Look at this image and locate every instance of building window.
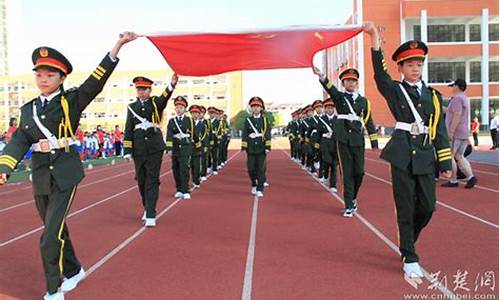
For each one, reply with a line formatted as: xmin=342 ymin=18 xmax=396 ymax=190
xmin=414 ymin=25 xmax=465 ymax=42
xmin=490 ymin=61 xmax=499 ymax=82
xmin=470 ymin=24 xmax=481 ymax=42
xmin=489 ymin=23 xmax=499 ymax=42
xmin=470 ymin=61 xmax=481 ymax=82
xmin=470 ymin=98 xmax=500 ymax=123
xmin=469 ymin=61 xmax=499 ymax=83
xmin=193 ymin=94 xmax=204 ymax=100
xmin=413 ymin=25 xmax=421 ymax=41
xmin=429 ymin=25 xmax=465 ymax=42
xmin=178 ymin=79 xmax=188 ymax=85
xmin=428 ymin=62 xmax=465 ymax=83
xmin=193 ymin=79 xmax=205 ymax=84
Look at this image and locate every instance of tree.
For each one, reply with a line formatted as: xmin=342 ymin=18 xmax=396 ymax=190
xmin=232 ymin=109 xmax=250 ymax=132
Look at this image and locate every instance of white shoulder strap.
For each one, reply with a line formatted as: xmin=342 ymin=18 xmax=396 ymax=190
xmin=127 ymin=105 xmax=148 ymax=124
xmin=247 ymin=118 xmax=260 ymax=135
xmin=32 ymin=101 xmax=56 ymax=140
xmin=397 ymin=83 xmax=425 ymax=131
xmin=173 ymin=117 xmax=186 ymax=135
xmin=318 ymin=116 xmax=333 ymax=133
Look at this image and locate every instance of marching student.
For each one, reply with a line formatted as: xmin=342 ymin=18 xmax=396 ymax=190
xmin=189 ymin=104 xmax=204 ymax=188
xmin=311 ymin=99 xmax=325 ymax=181
xmin=166 ymin=96 xmax=196 ymax=200
xmin=0 ymin=32 xmax=137 ymax=300
xmin=241 ymin=97 xmax=272 ymax=198
xmin=364 ymin=21 xmax=452 ymax=278
xmin=316 ymin=98 xmax=339 ymax=192
xmin=123 ymin=73 xmax=178 ymax=227
xmin=206 ymin=106 xmax=220 ymax=175
xmin=312 ymin=66 xmax=379 ymax=218
xmin=199 ymin=105 xmax=210 ymax=182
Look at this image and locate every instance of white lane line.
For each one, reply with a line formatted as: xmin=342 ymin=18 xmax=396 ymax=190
xmin=0 ymin=169 xmax=136 ymax=213
xmin=279 ymin=149 xmax=459 ymax=300
xmin=78 ymin=151 xmax=241 ymax=283
xmin=364 ymin=172 xmax=499 ymax=229
xmin=0 ymin=160 xmax=128 ymax=197
xmin=241 ymin=195 xmax=259 ymax=300
xmin=85 ymin=198 xmax=182 ymax=276
xmin=365 ymin=157 xmax=499 ymax=186
xmin=0 ymin=169 xmax=172 ymax=247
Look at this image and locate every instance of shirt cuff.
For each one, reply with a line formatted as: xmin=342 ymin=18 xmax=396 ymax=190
xmin=108 ymin=53 xmax=118 ymax=62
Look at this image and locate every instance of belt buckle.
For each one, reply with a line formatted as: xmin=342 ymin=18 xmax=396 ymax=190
xmin=410 ymin=123 xmax=419 ymax=136
xmin=39 ymin=139 xmax=51 ymax=153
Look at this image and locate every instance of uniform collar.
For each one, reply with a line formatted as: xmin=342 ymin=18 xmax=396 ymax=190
xmin=40 ymin=90 xmax=61 ymax=103
xmin=404 ymin=80 xmax=423 ymax=91
xmin=138 ymin=97 xmax=149 ymax=105
xmin=345 ymin=91 xmax=359 ymax=100
xmin=253 ymin=114 xmax=261 ymax=119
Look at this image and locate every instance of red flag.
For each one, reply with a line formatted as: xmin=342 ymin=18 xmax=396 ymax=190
xmin=146 ymin=25 xmax=361 ymax=76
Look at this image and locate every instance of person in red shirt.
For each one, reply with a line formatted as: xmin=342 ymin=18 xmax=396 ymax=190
xmin=96 ymin=125 xmax=105 ymax=158
xmin=114 ymin=125 xmax=123 ymax=156
xmin=471 ymin=117 xmax=480 ymax=148
xmin=5 ymin=117 xmax=18 ymax=143
xmin=75 ymin=124 xmax=85 ymax=159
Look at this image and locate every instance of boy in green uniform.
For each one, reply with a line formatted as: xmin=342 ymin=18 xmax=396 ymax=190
xmin=241 ymin=97 xmax=272 ymax=198
xmin=316 ymin=98 xmax=338 ymax=192
xmin=312 ymin=67 xmax=379 ymax=218
xmin=199 ymin=105 xmax=210 ymax=182
xmin=0 ymin=32 xmax=137 ymax=300
xmin=123 ymin=74 xmax=177 ymax=227
xmin=364 ymin=22 xmax=452 ymax=278
xmin=166 ymin=96 xmax=196 ymax=200
xmin=189 ymin=105 xmax=204 ymax=188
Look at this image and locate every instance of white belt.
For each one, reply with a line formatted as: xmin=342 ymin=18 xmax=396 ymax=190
xmin=395 ymin=122 xmax=428 ymax=135
xmin=134 ymin=122 xmax=157 ymax=131
xmin=337 ymin=114 xmax=361 ymax=122
xmin=249 ymin=133 xmax=263 ymax=139
xmin=31 ymin=138 xmax=78 ymax=153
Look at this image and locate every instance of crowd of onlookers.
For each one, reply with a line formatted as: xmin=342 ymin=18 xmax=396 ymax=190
xmin=0 ymin=119 xmax=125 ymax=162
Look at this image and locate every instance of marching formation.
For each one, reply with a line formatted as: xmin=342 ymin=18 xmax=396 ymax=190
xmin=0 ymin=20 xmax=457 ymax=299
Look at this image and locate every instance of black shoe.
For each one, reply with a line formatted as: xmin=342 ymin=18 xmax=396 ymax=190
xmin=464 ymin=176 xmax=477 ymax=189
xmin=441 ymin=181 xmax=459 ymax=188
xmin=456 ymin=171 xmax=466 ymax=180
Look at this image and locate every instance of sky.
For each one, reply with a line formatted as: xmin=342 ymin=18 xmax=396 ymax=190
xmin=7 ymin=0 xmax=354 ymax=103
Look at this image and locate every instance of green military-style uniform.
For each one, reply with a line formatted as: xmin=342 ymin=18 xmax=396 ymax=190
xmin=0 ymin=48 xmax=118 ymax=294
xmin=207 ymin=109 xmax=220 ymax=172
xmin=300 ymin=107 xmax=315 ymax=170
xmin=286 ymin=113 xmax=302 ymax=160
xmin=241 ymin=98 xmax=272 ymax=194
xmin=200 ymin=115 xmax=211 ymax=178
xmin=316 ymin=98 xmax=338 ymax=189
xmin=166 ymin=98 xmax=197 ymax=196
xmin=217 ymin=116 xmax=229 ymax=166
xmin=319 ymin=68 xmax=379 ymax=213
xmin=219 ymin=116 xmax=231 ymax=164
xmin=123 ymin=76 xmax=174 ymax=220
xmin=371 ymin=40 xmax=452 ymax=263
xmin=189 ymin=106 xmax=205 ymax=186
xmin=299 ymin=111 xmax=312 ymax=167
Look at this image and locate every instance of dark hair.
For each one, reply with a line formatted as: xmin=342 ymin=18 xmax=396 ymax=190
xmin=397 ymin=58 xmax=424 ymax=66
xmin=34 ymin=65 xmax=65 ymax=77
xmin=9 ymin=117 xmax=17 ymax=127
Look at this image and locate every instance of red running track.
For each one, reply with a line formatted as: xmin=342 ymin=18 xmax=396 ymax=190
xmin=0 ymin=148 xmax=497 ymax=300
